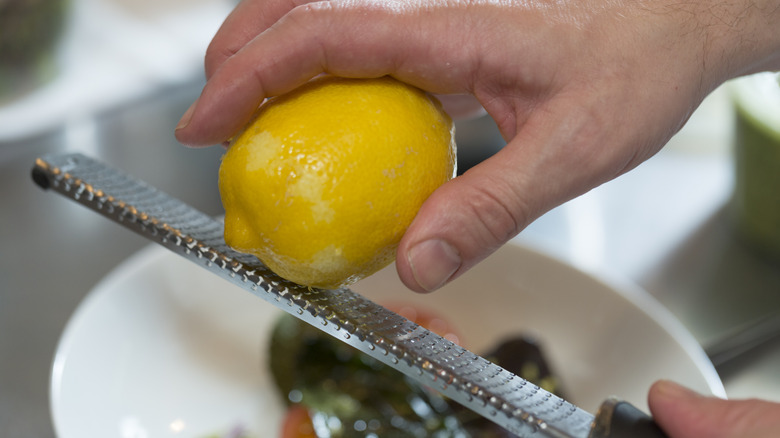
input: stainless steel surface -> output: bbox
[705,312,780,372]
[33,152,596,437]
[1,81,778,437]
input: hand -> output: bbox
[649,380,780,438]
[175,0,780,293]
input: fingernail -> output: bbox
[407,239,461,292]
[176,99,198,130]
[655,380,701,400]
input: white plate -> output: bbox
[50,242,725,437]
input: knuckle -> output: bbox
[204,42,237,76]
[461,177,529,247]
[285,1,334,26]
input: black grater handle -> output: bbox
[589,398,668,438]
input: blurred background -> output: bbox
[1,0,779,436]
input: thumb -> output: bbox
[648,380,780,438]
[396,147,537,293]
[395,96,625,293]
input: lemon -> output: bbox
[219,76,456,289]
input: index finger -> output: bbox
[204,0,321,79]
[176,1,480,147]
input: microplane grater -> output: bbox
[32,153,667,438]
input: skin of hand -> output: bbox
[174,0,780,293]
[175,5,780,435]
[649,380,780,438]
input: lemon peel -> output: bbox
[219,76,456,288]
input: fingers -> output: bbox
[648,380,780,438]
[182,0,704,293]
[395,156,529,292]
[204,0,319,79]
[176,1,479,147]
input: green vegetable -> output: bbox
[269,313,566,438]
[270,314,470,437]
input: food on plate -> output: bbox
[269,305,565,438]
[219,76,456,289]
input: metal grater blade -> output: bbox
[32,152,595,438]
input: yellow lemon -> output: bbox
[219,76,456,289]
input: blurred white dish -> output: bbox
[50,242,724,437]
